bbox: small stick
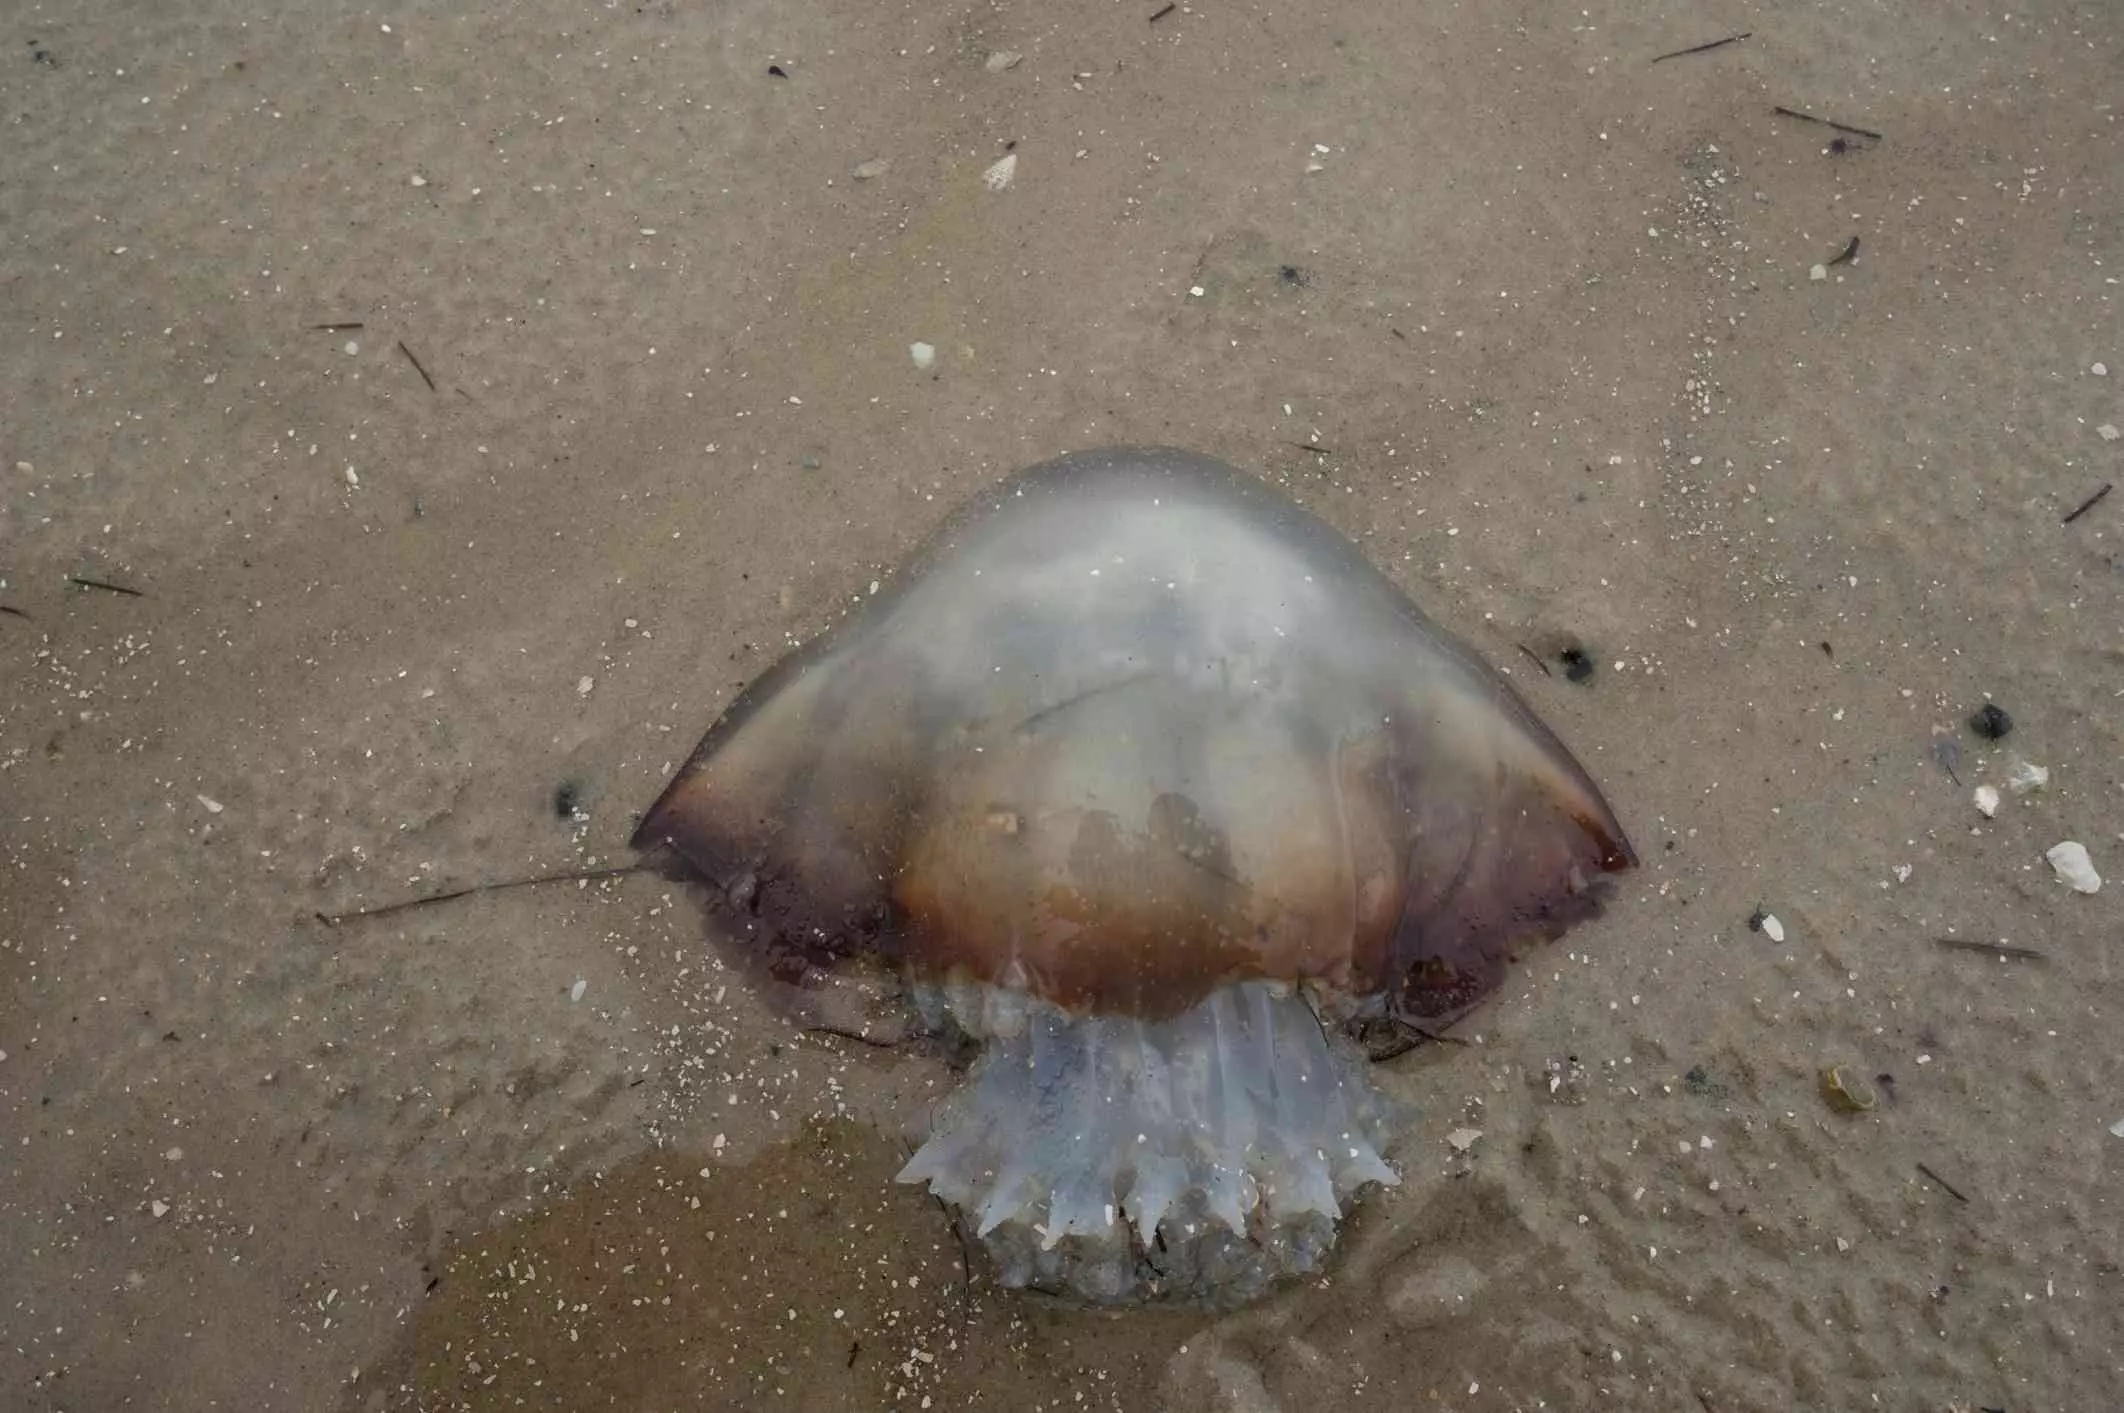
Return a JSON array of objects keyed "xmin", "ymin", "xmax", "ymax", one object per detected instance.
[
  {"xmin": 68, "ymin": 575, "xmax": 143, "ymax": 598},
  {"xmin": 1652, "ymin": 32, "xmax": 1750, "ymax": 63},
  {"xmin": 396, "ymin": 340, "xmax": 437, "ymax": 392},
  {"xmin": 1149, "ymin": 2, "xmax": 1176, "ymax": 21},
  {"xmin": 309, "ymin": 321, "xmax": 366, "ymax": 331},
  {"xmin": 2062, "ymin": 482, "xmax": 2112, "ymax": 525},
  {"xmin": 1772, "ymin": 106, "xmax": 1884, "ymax": 142},
  {"xmin": 1515, "ymin": 643, "xmax": 1555, "ymax": 676},
  {"xmin": 802, "ymin": 1024, "xmax": 903, "ymax": 1050},
  {"xmin": 1915, "ymin": 1162, "xmax": 1970, "ymax": 1204},
  {"xmin": 313, "ymin": 863, "xmax": 648, "ymax": 926},
  {"xmin": 1292, "ymin": 441, "xmax": 1332, "ymax": 455},
  {"xmin": 1827, "ymin": 236, "xmax": 1861, "ymax": 267},
  {"xmin": 1934, "ymin": 936, "xmax": 2046, "ymax": 961},
  {"xmin": 0, "ymin": 604, "xmax": 29, "ymax": 621}
]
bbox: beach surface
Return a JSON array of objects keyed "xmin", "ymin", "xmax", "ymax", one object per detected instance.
[{"xmin": 2, "ymin": 1, "xmax": 2119, "ymax": 1408}]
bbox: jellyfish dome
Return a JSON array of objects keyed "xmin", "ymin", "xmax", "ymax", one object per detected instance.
[{"xmin": 633, "ymin": 447, "xmax": 1635, "ymax": 1308}]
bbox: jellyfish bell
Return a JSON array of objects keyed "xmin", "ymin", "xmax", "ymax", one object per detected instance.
[{"xmin": 633, "ymin": 446, "xmax": 1635, "ymax": 1308}]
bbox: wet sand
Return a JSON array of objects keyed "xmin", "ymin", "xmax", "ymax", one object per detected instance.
[{"xmin": 2, "ymin": 1, "xmax": 2119, "ymax": 1409}]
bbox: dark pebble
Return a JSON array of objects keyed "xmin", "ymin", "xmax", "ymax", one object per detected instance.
[{"xmin": 1967, "ymin": 702, "xmax": 2012, "ymax": 740}]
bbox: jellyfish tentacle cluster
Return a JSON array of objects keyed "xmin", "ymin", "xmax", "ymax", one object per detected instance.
[
  {"xmin": 634, "ymin": 447, "xmax": 1635, "ymax": 1308},
  {"xmin": 899, "ymin": 979, "xmax": 1401, "ymax": 1306}
]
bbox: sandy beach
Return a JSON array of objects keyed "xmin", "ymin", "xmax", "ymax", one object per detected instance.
[{"xmin": 3, "ymin": 1, "xmax": 2119, "ymax": 1408}]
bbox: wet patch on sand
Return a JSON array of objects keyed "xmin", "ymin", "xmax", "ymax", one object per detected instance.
[{"xmin": 355, "ymin": 1119, "xmax": 1202, "ymax": 1412}]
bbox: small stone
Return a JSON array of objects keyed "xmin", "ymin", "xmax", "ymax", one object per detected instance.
[
  {"xmin": 165, "ymin": 1147, "xmax": 183, "ymax": 1161},
  {"xmin": 981, "ymin": 153, "xmax": 1017, "ymax": 192},
  {"xmin": 2007, "ymin": 759, "xmax": 2049, "ymax": 795},
  {"xmin": 1446, "ymin": 1127, "xmax": 1483, "ymax": 1153},
  {"xmin": 150, "ymin": 1200, "xmax": 170, "ymax": 1219},
  {"xmin": 2110, "ymin": 1117, "xmax": 2124, "ymax": 1139},
  {"xmin": 852, "ymin": 158, "xmax": 890, "ymax": 181},
  {"xmin": 984, "ymin": 50, "xmax": 1023, "ymax": 72},
  {"xmin": 1188, "ymin": 285, "xmax": 1206, "ymax": 298},
  {"xmin": 2045, "ymin": 841, "xmax": 2102, "ymax": 894},
  {"xmin": 409, "ymin": 173, "xmax": 428, "ymax": 187},
  {"xmin": 13, "ymin": 462, "xmax": 30, "ymax": 474},
  {"xmin": 576, "ymin": 675, "xmax": 595, "ymax": 697},
  {"xmin": 2092, "ymin": 362, "xmax": 2108, "ymax": 377},
  {"xmin": 343, "ymin": 341, "xmax": 360, "ymax": 356},
  {"xmin": 570, "ymin": 979, "xmax": 588, "ymax": 1003},
  {"xmin": 196, "ymin": 794, "xmax": 224, "ymax": 814},
  {"xmin": 909, "ymin": 341, "xmax": 936, "ymax": 371},
  {"xmin": 344, "ymin": 466, "xmax": 359, "ymax": 487},
  {"xmin": 1972, "ymin": 784, "xmax": 2000, "ymax": 818},
  {"xmin": 2098, "ymin": 424, "xmax": 2121, "ymax": 441},
  {"xmin": 1809, "ymin": 264, "xmax": 1829, "ymax": 281}
]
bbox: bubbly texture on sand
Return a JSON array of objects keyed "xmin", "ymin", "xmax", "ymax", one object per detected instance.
[{"xmin": 634, "ymin": 447, "xmax": 1634, "ymax": 1304}]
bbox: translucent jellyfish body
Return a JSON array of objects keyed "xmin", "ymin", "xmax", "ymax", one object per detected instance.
[{"xmin": 633, "ymin": 447, "xmax": 1635, "ymax": 1307}]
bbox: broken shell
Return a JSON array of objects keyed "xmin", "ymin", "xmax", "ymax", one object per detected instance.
[
  {"xmin": 1820, "ymin": 1065, "xmax": 1877, "ymax": 1114},
  {"xmin": 2046, "ymin": 841, "xmax": 2102, "ymax": 895}
]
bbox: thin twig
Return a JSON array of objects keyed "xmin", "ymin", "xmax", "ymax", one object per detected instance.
[
  {"xmin": 396, "ymin": 340, "xmax": 437, "ymax": 392},
  {"xmin": 1915, "ymin": 1162, "xmax": 1970, "ymax": 1204},
  {"xmin": 309, "ymin": 322, "xmax": 366, "ymax": 331},
  {"xmin": 1827, "ymin": 236, "xmax": 1861, "ymax": 267},
  {"xmin": 802, "ymin": 1024, "xmax": 904, "ymax": 1050},
  {"xmin": 2062, "ymin": 482, "xmax": 2112, "ymax": 525},
  {"xmin": 68, "ymin": 575, "xmax": 143, "ymax": 598},
  {"xmin": 1292, "ymin": 441, "xmax": 1333, "ymax": 456},
  {"xmin": 1515, "ymin": 643, "xmax": 1555, "ymax": 677},
  {"xmin": 0, "ymin": 604, "xmax": 30, "ymax": 621},
  {"xmin": 313, "ymin": 863, "xmax": 648, "ymax": 926},
  {"xmin": 1149, "ymin": 2, "xmax": 1176, "ymax": 21},
  {"xmin": 1772, "ymin": 105, "xmax": 1884, "ymax": 141},
  {"xmin": 1934, "ymin": 936, "xmax": 2047, "ymax": 961},
  {"xmin": 1652, "ymin": 32, "xmax": 1750, "ymax": 63}
]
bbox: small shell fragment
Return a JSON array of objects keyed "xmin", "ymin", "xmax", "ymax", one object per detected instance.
[
  {"xmin": 1759, "ymin": 913, "xmax": 1786, "ymax": 944},
  {"xmin": 1972, "ymin": 785, "xmax": 2000, "ymax": 818},
  {"xmin": 909, "ymin": 341, "xmax": 936, "ymax": 371},
  {"xmin": 1820, "ymin": 1066, "xmax": 1877, "ymax": 1114},
  {"xmin": 1446, "ymin": 1128, "xmax": 1484, "ymax": 1153},
  {"xmin": 984, "ymin": 50, "xmax": 1023, "ymax": 72},
  {"xmin": 852, "ymin": 158, "xmax": 890, "ymax": 181},
  {"xmin": 2045, "ymin": 841, "xmax": 2102, "ymax": 894},
  {"xmin": 981, "ymin": 153, "xmax": 1017, "ymax": 192},
  {"xmin": 2006, "ymin": 759, "xmax": 2049, "ymax": 795},
  {"xmin": 569, "ymin": 978, "xmax": 588, "ymax": 1003}
]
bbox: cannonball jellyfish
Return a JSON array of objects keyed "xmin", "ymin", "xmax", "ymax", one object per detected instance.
[{"xmin": 633, "ymin": 447, "xmax": 1635, "ymax": 1308}]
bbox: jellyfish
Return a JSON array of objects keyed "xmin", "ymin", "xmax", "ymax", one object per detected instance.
[{"xmin": 632, "ymin": 447, "xmax": 1634, "ymax": 1308}]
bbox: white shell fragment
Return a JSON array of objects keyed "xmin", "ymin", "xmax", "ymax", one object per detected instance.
[
  {"xmin": 1446, "ymin": 1128, "xmax": 1484, "ymax": 1153},
  {"xmin": 909, "ymin": 341, "xmax": 936, "ymax": 371},
  {"xmin": 1760, "ymin": 913, "xmax": 1787, "ymax": 944},
  {"xmin": 1972, "ymin": 785, "xmax": 2000, "ymax": 818},
  {"xmin": 569, "ymin": 978, "xmax": 588, "ymax": 1003},
  {"xmin": 2007, "ymin": 759, "xmax": 2050, "ymax": 795},
  {"xmin": 981, "ymin": 153, "xmax": 1018, "ymax": 191},
  {"xmin": 852, "ymin": 158, "xmax": 890, "ymax": 181},
  {"xmin": 2045, "ymin": 841, "xmax": 2102, "ymax": 894},
  {"xmin": 984, "ymin": 50, "xmax": 1023, "ymax": 72}
]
